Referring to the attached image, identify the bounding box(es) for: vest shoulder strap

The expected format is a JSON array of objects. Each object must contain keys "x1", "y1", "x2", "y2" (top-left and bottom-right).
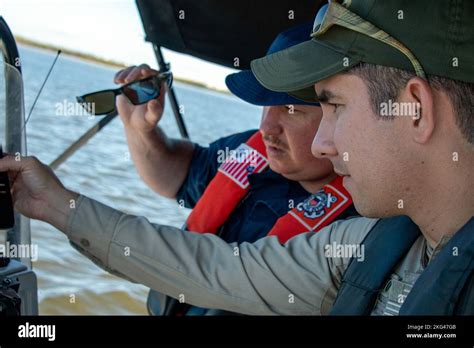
[
  {"x1": 399, "y1": 217, "x2": 474, "y2": 315},
  {"x1": 330, "y1": 216, "x2": 421, "y2": 315},
  {"x1": 186, "y1": 131, "x2": 268, "y2": 234}
]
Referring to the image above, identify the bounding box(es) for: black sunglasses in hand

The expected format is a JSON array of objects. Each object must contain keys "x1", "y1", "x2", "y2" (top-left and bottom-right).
[{"x1": 76, "y1": 71, "x2": 173, "y2": 116}]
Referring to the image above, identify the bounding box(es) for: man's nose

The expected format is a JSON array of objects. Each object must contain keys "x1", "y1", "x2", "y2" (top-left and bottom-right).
[
  {"x1": 259, "y1": 107, "x2": 283, "y2": 136},
  {"x1": 311, "y1": 115, "x2": 338, "y2": 159}
]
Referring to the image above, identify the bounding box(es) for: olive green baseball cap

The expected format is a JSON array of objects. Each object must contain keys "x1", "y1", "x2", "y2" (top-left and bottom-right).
[{"x1": 251, "y1": 0, "x2": 474, "y2": 102}]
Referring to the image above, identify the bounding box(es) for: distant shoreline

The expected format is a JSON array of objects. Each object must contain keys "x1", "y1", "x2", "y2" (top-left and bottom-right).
[{"x1": 15, "y1": 36, "x2": 230, "y2": 95}]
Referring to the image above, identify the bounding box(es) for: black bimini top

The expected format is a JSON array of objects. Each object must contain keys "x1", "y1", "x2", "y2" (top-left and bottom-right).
[{"x1": 136, "y1": 0, "x2": 323, "y2": 69}]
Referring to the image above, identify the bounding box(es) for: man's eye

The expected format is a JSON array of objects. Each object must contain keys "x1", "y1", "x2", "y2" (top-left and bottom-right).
[{"x1": 330, "y1": 103, "x2": 341, "y2": 112}]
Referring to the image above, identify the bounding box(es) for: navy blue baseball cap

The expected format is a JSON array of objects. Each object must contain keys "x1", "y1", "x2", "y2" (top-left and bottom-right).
[{"x1": 225, "y1": 22, "x2": 319, "y2": 106}]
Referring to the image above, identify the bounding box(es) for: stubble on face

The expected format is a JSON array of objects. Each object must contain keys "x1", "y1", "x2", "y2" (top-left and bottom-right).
[{"x1": 314, "y1": 74, "x2": 413, "y2": 218}]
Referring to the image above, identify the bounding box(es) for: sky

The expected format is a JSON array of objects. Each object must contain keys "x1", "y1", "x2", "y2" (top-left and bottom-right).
[{"x1": 0, "y1": 0, "x2": 236, "y2": 90}]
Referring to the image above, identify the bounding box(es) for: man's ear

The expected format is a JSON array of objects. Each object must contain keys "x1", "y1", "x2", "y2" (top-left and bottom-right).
[{"x1": 401, "y1": 77, "x2": 435, "y2": 144}]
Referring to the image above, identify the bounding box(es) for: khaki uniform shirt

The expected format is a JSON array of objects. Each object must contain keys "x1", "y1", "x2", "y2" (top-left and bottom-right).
[{"x1": 66, "y1": 195, "x2": 434, "y2": 315}]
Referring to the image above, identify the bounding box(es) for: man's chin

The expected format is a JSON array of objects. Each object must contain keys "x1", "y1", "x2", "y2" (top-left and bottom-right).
[
  {"x1": 267, "y1": 158, "x2": 287, "y2": 174},
  {"x1": 352, "y1": 199, "x2": 395, "y2": 219}
]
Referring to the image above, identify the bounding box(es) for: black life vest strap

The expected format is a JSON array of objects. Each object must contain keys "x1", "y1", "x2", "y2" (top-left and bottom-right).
[
  {"x1": 330, "y1": 216, "x2": 421, "y2": 315},
  {"x1": 400, "y1": 217, "x2": 474, "y2": 315}
]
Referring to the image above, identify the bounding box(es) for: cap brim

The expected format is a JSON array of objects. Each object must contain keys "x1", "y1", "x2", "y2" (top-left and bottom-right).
[
  {"x1": 225, "y1": 70, "x2": 319, "y2": 106},
  {"x1": 251, "y1": 38, "x2": 361, "y2": 102}
]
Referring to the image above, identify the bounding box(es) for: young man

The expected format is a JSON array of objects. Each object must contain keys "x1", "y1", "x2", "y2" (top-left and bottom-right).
[
  {"x1": 114, "y1": 22, "x2": 355, "y2": 315},
  {"x1": 0, "y1": 0, "x2": 472, "y2": 315}
]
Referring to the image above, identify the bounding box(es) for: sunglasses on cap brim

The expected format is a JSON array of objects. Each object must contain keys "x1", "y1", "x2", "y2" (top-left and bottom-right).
[
  {"x1": 76, "y1": 72, "x2": 173, "y2": 116},
  {"x1": 311, "y1": 0, "x2": 426, "y2": 78}
]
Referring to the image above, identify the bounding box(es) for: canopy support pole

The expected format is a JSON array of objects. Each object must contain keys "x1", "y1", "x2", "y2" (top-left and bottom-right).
[
  {"x1": 152, "y1": 44, "x2": 189, "y2": 139},
  {"x1": 50, "y1": 45, "x2": 190, "y2": 169},
  {"x1": 49, "y1": 112, "x2": 117, "y2": 170}
]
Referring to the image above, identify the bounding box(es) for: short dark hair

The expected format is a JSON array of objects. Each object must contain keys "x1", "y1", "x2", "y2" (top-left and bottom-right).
[{"x1": 347, "y1": 63, "x2": 474, "y2": 145}]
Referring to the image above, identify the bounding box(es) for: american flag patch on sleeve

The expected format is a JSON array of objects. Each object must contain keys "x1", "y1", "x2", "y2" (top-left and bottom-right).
[{"x1": 218, "y1": 143, "x2": 269, "y2": 189}]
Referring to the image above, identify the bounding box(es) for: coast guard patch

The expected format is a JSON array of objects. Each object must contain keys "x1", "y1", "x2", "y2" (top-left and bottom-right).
[{"x1": 289, "y1": 182, "x2": 351, "y2": 231}]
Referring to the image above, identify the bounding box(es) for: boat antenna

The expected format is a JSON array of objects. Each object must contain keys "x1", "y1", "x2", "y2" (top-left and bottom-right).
[{"x1": 24, "y1": 49, "x2": 61, "y2": 126}]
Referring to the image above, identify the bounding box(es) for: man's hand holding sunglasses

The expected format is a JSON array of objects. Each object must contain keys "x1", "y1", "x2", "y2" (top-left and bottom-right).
[
  {"x1": 114, "y1": 64, "x2": 167, "y2": 134},
  {"x1": 112, "y1": 64, "x2": 194, "y2": 198}
]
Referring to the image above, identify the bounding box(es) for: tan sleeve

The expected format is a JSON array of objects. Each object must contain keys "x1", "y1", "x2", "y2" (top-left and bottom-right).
[{"x1": 66, "y1": 195, "x2": 378, "y2": 315}]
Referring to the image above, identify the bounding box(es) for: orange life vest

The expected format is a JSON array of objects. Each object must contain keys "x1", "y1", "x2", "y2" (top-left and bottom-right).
[{"x1": 186, "y1": 132, "x2": 353, "y2": 243}]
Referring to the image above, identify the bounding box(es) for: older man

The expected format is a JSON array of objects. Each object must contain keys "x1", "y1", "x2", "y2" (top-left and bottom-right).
[{"x1": 0, "y1": 0, "x2": 472, "y2": 315}]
